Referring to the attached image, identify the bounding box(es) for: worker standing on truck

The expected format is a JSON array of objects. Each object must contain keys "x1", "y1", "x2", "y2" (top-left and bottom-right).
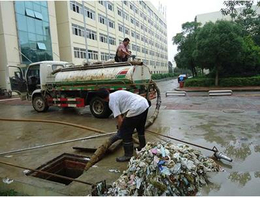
[
  {"x1": 97, "y1": 89, "x2": 150, "y2": 162},
  {"x1": 115, "y1": 38, "x2": 132, "y2": 62}
]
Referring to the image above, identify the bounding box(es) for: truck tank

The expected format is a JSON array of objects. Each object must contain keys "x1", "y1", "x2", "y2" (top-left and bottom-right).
[{"x1": 54, "y1": 62, "x2": 151, "y2": 84}]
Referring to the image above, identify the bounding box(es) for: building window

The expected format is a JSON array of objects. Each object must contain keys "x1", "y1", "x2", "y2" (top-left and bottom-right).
[
  {"x1": 85, "y1": 8, "x2": 95, "y2": 20},
  {"x1": 117, "y1": 8, "x2": 122, "y2": 16},
  {"x1": 130, "y1": 3, "x2": 134, "y2": 10},
  {"x1": 132, "y1": 44, "x2": 136, "y2": 51},
  {"x1": 135, "y1": 8, "x2": 139, "y2": 15},
  {"x1": 118, "y1": 24, "x2": 124, "y2": 32},
  {"x1": 136, "y1": 45, "x2": 140, "y2": 52},
  {"x1": 131, "y1": 31, "x2": 135, "y2": 38},
  {"x1": 72, "y1": 24, "x2": 84, "y2": 37},
  {"x1": 98, "y1": 14, "x2": 106, "y2": 25},
  {"x1": 15, "y1": 1, "x2": 53, "y2": 64},
  {"x1": 107, "y1": 2, "x2": 114, "y2": 11},
  {"x1": 136, "y1": 20, "x2": 139, "y2": 27},
  {"x1": 136, "y1": 33, "x2": 140, "y2": 40},
  {"x1": 98, "y1": 1, "x2": 104, "y2": 6},
  {"x1": 109, "y1": 37, "x2": 116, "y2": 45},
  {"x1": 101, "y1": 52, "x2": 108, "y2": 61},
  {"x1": 80, "y1": 49, "x2": 87, "y2": 59},
  {"x1": 74, "y1": 47, "x2": 80, "y2": 58},
  {"x1": 25, "y1": 9, "x2": 36, "y2": 18},
  {"x1": 70, "y1": 1, "x2": 82, "y2": 14},
  {"x1": 88, "y1": 50, "x2": 98, "y2": 60},
  {"x1": 108, "y1": 20, "x2": 115, "y2": 28},
  {"x1": 34, "y1": 12, "x2": 43, "y2": 20},
  {"x1": 125, "y1": 27, "x2": 129, "y2": 35},
  {"x1": 87, "y1": 29, "x2": 97, "y2": 40},
  {"x1": 130, "y1": 17, "x2": 135, "y2": 24},
  {"x1": 123, "y1": 1, "x2": 128, "y2": 6},
  {"x1": 100, "y1": 33, "x2": 108, "y2": 43},
  {"x1": 37, "y1": 42, "x2": 46, "y2": 50},
  {"x1": 123, "y1": 13, "x2": 128, "y2": 20}
]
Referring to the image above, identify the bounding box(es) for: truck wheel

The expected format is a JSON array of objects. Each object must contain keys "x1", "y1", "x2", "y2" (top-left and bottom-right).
[
  {"x1": 90, "y1": 97, "x2": 112, "y2": 118},
  {"x1": 32, "y1": 95, "x2": 49, "y2": 112}
]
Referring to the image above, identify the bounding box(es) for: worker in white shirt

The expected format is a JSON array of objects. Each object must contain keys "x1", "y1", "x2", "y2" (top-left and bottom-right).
[{"x1": 97, "y1": 89, "x2": 150, "y2": 162}]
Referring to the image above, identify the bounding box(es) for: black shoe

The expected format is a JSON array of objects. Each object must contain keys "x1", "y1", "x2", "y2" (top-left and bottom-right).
[
  {"x1": 135, "y1": 135, "x2": 146, "y2": 151},
  {"x1": 116, "y1": 142, "x2": 133, "y2": 162}
]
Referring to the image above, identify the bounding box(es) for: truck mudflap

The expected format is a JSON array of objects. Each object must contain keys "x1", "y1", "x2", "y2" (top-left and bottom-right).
[{"x1": 47, "y1": 97, "x2": 85, "y2": 108}]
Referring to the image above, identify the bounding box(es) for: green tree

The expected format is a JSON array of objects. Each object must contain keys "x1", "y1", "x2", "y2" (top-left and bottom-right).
[
  {"x1": 194, "y1": 21, "x2": 246, "y2": 86},
  {"x1": 221, "y1": 0, "x2": 260, "y2": 45},
  {"x1": 172, "y1": 22, "x2": 201, "y2": 77}
]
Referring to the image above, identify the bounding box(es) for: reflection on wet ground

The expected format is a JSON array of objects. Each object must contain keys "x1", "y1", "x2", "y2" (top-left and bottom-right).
[{"x1": 151, "y1": 79, "x2": 260, "y2": 195}]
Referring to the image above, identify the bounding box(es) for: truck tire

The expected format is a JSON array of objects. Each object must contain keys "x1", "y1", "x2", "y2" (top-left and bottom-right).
[
  {"x1": 32, "y1": 95, "x2": 49, "y2": 112},
  {"x1": 90, "y1": 97, "x2": 112, "y2": 118}
]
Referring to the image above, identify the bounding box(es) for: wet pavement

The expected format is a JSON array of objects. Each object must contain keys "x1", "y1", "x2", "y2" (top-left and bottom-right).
[{"x1": 0, "y1": 78, "x2": 260, "y2": 195}]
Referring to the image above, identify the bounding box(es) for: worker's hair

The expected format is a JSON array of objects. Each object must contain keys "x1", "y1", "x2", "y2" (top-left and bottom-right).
[
  {"x1": 97, "y1": 88, "x2": 110, "y2": 99},
  {"x1": 123, "y1": 38, "x2": 130, "y2": 42}
]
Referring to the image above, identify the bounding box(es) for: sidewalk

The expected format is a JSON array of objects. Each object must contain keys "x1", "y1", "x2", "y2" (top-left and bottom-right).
[{"x1": 175, "y1": 86, "x2": 260, "y2": 92}]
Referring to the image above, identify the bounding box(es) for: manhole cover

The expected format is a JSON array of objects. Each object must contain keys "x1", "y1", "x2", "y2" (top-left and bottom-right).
[
  {"x1": 223, "y1": 109, "x2": 244, "y2": 113},
  {"x1": 27, "y1": 153, "x2": 89, "y2": 185}
]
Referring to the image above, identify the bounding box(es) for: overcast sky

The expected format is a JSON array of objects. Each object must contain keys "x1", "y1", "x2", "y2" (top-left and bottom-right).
[{"x1": 150, "y1": 0, "x2": 225, "y2": 63}]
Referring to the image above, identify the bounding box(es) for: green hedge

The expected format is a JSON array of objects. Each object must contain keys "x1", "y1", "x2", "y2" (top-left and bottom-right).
[
  {"x1": 152, "y1": 73, "x2": 176, "y2": 80},
  {"x1": 184, "y1": 78, "x2": 215, "y2": 87},
  {"x1": 185, "y1": 76, "x2": 260, "y2": 87}
]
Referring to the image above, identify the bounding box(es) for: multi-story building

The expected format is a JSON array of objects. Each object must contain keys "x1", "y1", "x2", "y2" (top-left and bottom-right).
[
  {"x1": 0, "y1": 1, "x2": 59, "y2": 90},
  {"x1": 0, "y1": 1, "x2": 168, "y2": 90},
  {"x1": 56, "y1": 0, "x2": 168, "y2": 74},
  {"x1": 195, "y1": 5, "x2": 259, "y2": 25}
]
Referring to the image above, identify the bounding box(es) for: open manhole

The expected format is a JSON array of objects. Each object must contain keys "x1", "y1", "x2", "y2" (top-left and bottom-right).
[{"x1": 27, "y1": 153, "x2": 89, "y2": 185}]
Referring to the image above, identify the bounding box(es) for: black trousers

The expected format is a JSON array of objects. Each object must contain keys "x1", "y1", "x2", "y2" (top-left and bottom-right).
[
  {"x1": 118, "y1": 109, "x2": 149, "y2": 143},
  {"x1": 115, "y1": 55, "x2": 128, "y2": 62}
]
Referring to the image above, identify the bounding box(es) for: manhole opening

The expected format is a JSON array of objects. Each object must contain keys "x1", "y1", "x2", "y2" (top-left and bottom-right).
[{"x1": 27, "y1": 153, "x2": 89, "y2": 185}]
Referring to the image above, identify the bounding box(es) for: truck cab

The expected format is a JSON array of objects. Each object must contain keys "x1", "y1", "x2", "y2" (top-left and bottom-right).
[{"x1": 8, "y1": 61, "x2": 72, "y2": 100}]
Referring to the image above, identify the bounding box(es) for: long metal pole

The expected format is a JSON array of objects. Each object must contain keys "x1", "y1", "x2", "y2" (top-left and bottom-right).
[
  {"x1": 122, "y1": 1, "x2": 125, "y2": 38},
  {"x1": 0, "y1": 160, "x2": 93, "y2": 185},
  {"x1": 147, "y1": 129, "x2": 213, "y2": 152},
  {"x1": 104, "y1": 1, "x2": 111, "y2": 57},
  {"x1": 0, "y1": 132, "x2": 116, "y2": 156},
  {"x1": 82, "y1": 0, "x2": 89, "y2": 63}
]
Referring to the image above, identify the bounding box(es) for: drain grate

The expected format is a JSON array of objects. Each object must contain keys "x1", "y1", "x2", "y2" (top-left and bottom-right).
[{"x1": 27, "y1": 153, "x2": 89, "y2": 185}]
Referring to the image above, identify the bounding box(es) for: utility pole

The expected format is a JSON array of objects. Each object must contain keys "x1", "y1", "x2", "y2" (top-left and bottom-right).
[{"x1": 82, "y1": 0, "x2": 89, "y2": 64}]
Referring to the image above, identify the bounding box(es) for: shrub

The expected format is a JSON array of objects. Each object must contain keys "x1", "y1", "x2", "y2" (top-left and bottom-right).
[
  {"x1": 184, "y1": 76, "x2": 260, "y2": 87},
  {"x1": 219, "y1": 76, "x2": 260, "y2": 87},
  {"x1": 184, "y1": 78, "x2": 215, "y2": 87}
]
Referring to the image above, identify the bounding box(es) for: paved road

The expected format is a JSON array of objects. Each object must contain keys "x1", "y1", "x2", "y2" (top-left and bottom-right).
[{"x1": 0, "y1": 79, "x2": 260, "y2": 195}]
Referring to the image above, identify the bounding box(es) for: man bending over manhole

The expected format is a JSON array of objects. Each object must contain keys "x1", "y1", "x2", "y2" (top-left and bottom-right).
[{"x1": 98, "y1": 89, "x2": 150, "y2": 162}]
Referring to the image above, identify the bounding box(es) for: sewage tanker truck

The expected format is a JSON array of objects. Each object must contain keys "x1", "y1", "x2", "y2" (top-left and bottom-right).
[{"x1": 8, "y1": 61, "x2": 155, "y2": 118}]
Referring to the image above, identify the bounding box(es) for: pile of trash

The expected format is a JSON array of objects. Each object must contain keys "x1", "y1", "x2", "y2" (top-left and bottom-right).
[{"x1": 106, "y1": 142, "x2": 220, "y2": 196}]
